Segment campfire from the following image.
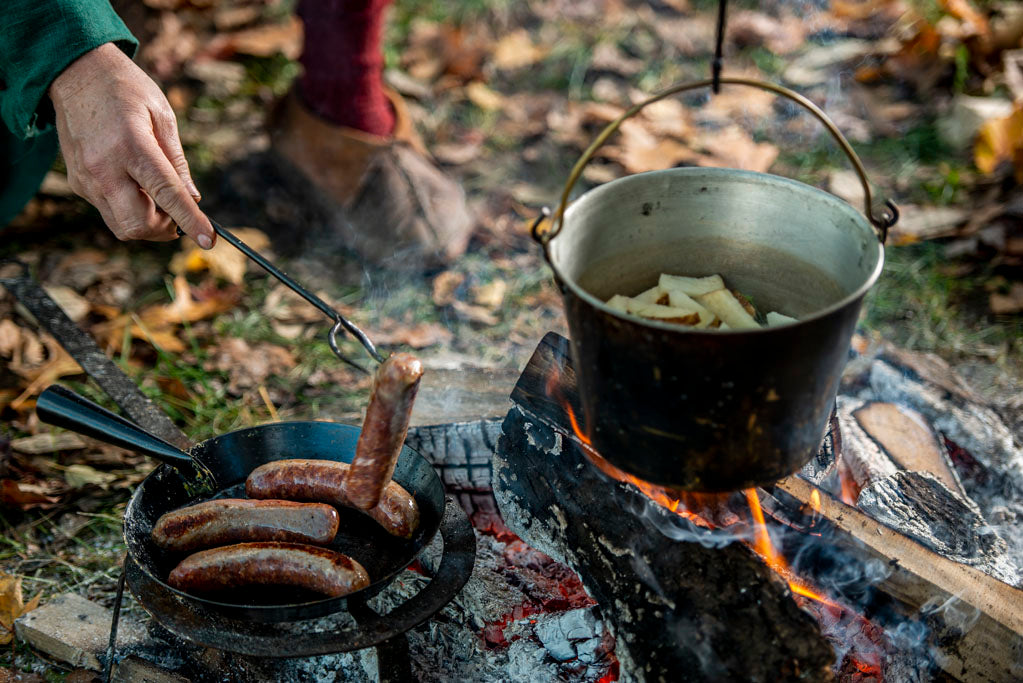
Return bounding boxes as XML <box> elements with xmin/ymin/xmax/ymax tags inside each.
<box><xmin>494</xmin><ymin>332</ymin><xmax>1023</xmax><ymax>682</ymax></box>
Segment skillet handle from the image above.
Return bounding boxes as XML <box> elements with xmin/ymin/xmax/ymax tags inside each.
<box><xmin>36</xmin><ymin>385</ymin><xmax>196</xmax><ymax>470</ymax></box>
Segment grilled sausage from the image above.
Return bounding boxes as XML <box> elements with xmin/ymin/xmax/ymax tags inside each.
<box><xmin>246</xmin><ymin>459</ymin><xmax>420</xmax><ymax>539</ymax></box>
<box><xmin>346</xmin><ymin>353</ymin><xmax>423</xmax><ymax>509</ymax></box>
<box><xmin>167</xmin><ymin>542</ymin><xmax>370</xmax><ymax>597</ymax></box>
<box><xmin>152</xmin><ymin>499</ymin><xmax>339</xmax><ymax>553</ymax></box>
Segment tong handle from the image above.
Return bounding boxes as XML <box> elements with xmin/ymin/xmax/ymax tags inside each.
<box><xmin>179</xmin><ymin>221</ymin><xmax>385</xmax><ymax>371</ymax></box>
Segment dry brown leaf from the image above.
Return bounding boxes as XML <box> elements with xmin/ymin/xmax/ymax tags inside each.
<box><xmin>262</xmin><ymin>284</ymin><xmax>337</xmax><ymax>324</ymax></box>
<box><xmin>64</xmin><ymin>464</ymin><xmax>119</xmax><ymax>490</ymax></box>
<box><xmin>139</xmin><ymin>275</ymin><xmax>241</xmax><ymax>328</ymax></box>
<box><xmin>209</xmin><ymin>16</ymin><xmax>303</xmax><ymax>60</ymax></box>
<box><xmin>451</xmin><ymin>300</ymin><xmax>500</xmax><ymax>325</ymax></box>
<box><xmin>42</xmin><ymin>285</ymin><xmax>90</xmax><ymax>323</ymax></box>
<box><xmin>11</xmin><ymin>433</ymin><xmax>86</xmax><ymax>455</ymax></box>
<box><xmin>371</xmin><ymin>322</ymin><xmax>453</xmax><ymax>349</ymax></box>
<box><xmin>473</xmin><ymin>280</ymin><xmax>508</xmax><ymax>309</ymax></box>
<box><xmin>591</xmin><ymin>43</ymin><xmax>643</xmax><ymax>76</ymax></box>
<box><xmin>604</xmin><ymin>119</ymin><xmax>700</xmax><ymax>174</ymax></box>
<box><xmin>432</xmin><ymin>139</ymin><xmax>484</xmax><ymax>165</ymax></box>
<box><xmin>0</xmin><ymin>572</ymin><xmax>40</xmax><ymax>645</ymax></box>
<box><xmin>466</xmin><ymin>82</ymin><xmax>505</xmax><ymax>111</ymax></box>
<box><xmin>170</xmin><ymin>228</ymin><xmax>271</xmax><ymax>284</ymax></box>
<box><xmin>0</xmin><ymin>480</ymin><xmax>59</xmax><ymax>510</ymax></box>
<box><xmin>142</xmin><ymin>11</ymin><xmax>200</xmax><ymax>80</ymax></box>
<box><xmin>0</xmin><ymin>320</ymin><xmax>22</xmax><ymax>358</ymax></box>
<box><xmin>728</xmin><ymin>11</ymin><xmax>807</xmax><ymax>55</ymax></box>
<box><xmin>208</xmin><ymin>338</ymin><xmax>297</xmax><ymax>395</ymax></box>
<box><xmin>432</xmin><ymin>271</ymin><xmax>466</xmax><ymax>307</ymax></box>
<box><xmin>975</xmin><ymin>102</ymin><xmax>1023</xmax><ymax>182</ymax></box>
<box><xmin>492</xmin><ymin>29</ymin><xmax>546</xmax><ymax>70</ymax></box>
<box><xmin>699</xmin><ymin>126</ymin><xmax>779</xmax><ymax>173</ymax></box>
<box><xmin>990</xmin><ymin>282</ymin><xmax>1023</xmax><ymax>314</ymax></box>
<box><xmin>939</xmin><ymin>0</ymin><xmax>991</xmax><ymax>46</ymax></box>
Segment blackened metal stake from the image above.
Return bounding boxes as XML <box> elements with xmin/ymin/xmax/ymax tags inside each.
<box><xmin>712</xmin><ymin>0</ymin><xmax>728</xmax><ymax>93</ymax></box>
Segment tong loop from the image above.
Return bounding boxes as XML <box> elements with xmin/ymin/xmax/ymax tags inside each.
<box><xmin>176</xmin><ymin>223</ymin><xmax>385</xmax><ymax>371</ymax></box>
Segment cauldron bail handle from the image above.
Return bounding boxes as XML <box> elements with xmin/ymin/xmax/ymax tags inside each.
<box><xmin>533</xmin><ymin>78</ymin><xmax>900</xmax><ymax>252</ymax></box>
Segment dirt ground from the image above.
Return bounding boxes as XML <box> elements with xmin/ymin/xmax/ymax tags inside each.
<box><xmin>2</xmin><ymin>0</ymin><xmax>1022</xmax><ymax>677</ymax></box>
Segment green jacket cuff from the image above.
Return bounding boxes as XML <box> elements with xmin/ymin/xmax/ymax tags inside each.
<box><xmin>0</xmin><ymin>0</ymin><xmax>139</xmax><ymax>141</ymax></box>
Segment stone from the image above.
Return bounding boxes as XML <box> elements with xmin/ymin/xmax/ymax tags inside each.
<box><xmin>14</xmin><ymin>594</ymin><xmax>144</xmax><ymax>671</ymax></box>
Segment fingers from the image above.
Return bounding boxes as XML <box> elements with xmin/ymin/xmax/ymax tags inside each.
<box><xmin>126</xmin><ymin>137</ymin><xmax>214</xmax><ymax>249</ymax></box>
<box><xmin>150</xmin><ymin>105</ymin><xmax>201</xmax><ymax>202</ymax></box>
<box><xmin>105</xmin><ymin>181</ymin><xmax>179</xmax><ymax>242</ymax></box>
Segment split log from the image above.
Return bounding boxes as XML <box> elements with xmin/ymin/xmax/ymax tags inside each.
<box><xmin>852</xmin><ymin>401</ymin><xmax>965</xmax><ymax>498</ymax></box>
<box><xmin>776</xmin><ymin>476</ymin><xmax>1023</xmax><ymax>682</ymax></box>
<box><xmin>494</xmin><ymin>334</ymin><xmax>834</xmax><ymax>682</ymax></box>
<box><xmin>856</xmin><ymin>471</ymin><xmax>1018</xmax><ymax>586</ymax></box>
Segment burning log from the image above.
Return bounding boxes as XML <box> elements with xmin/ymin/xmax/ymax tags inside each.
<box><xmin>499</xmin><ymin>333</ymin><xmax>1023</xmax><ymax>683</ymax></box>
<box><xmin>494</xmin><ymin>334</ymin><xmax>835</xmax><ymax>681</ymax></box>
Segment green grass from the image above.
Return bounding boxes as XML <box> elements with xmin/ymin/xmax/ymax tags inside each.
<box><xmin>863</xmin><ymin>243</ymin><xmax>1023</xmax><ymax>368</ymax></box>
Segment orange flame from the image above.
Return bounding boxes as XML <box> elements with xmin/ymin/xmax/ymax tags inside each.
<box><xmin>744</xmin><ymin>489</ymin><xmax>836</xmax><ymax>606</ymax></box>
<box><xmin>548</xmin><ymin>366</ymin><xmax>836</xmax><ymax>607</ymax></box>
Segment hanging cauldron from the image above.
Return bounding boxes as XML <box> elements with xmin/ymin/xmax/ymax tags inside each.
<box><xmin>533</xmin><ymin>78</ymin><xmax>898</xmax><ymax>492</ymax></box>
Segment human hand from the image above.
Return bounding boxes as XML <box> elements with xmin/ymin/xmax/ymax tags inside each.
<box><xmin>49</xmin><ymin>43</ymin><xmax>214</xmax><ymax>248</ymax></box>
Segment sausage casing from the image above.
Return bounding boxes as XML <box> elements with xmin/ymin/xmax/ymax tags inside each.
<box><xmin>151</xmin><ymin>498</ymin><xmax>339</xmax><ymax>552</ymax></box>
<box><xmin>346</xmin><ymin>353</ymin><xmax>423</xmax><ymax>510</ymax></box>
<box><xmin>167</xmin><ymin>542</ymin><xmax>370</xmax><ymax>597</ymax></box>
<box><xmin>245</xmin><ymin>459</ymin><xmax>419</xmax><ymax>539</ymax></box>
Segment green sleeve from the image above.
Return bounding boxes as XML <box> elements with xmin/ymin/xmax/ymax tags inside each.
<box><xmin>0</xmin><ymin>0</ymin><xmax>137</xmax><ymax>226</ymax></box>
<box><xmin>0</xmin><ymin>0</ymin><xmax>138</xmax><ymax>141</ymax></box>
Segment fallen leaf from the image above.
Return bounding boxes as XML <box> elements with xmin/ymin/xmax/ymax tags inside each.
<box><xmin>990</xmin><ymin>282</ymin><xmax>1023</xmax><ymax>314</ymax></box>
<box><xmin>208</xmin><ymin>338</ymin><xmax>297</xmax><ymax>395</ymax></box>
<box><xmin>11</xmin><ymin>433</ymin><xmax>86</xmax><ymax>455</ymax></box>
<box><xmin>432</xmin><ymin>271</ymin><xmax>466</xmax><ymax>306</ymax></box>
<box><xmin>466</xmin><ymin>82</ymin><xmax>505</xmax><ymax>112</ymax></box>
<box><xmin>451</xmin><ymin>300</ymin><xmax>500</xmax><ymax>325</ymax></box>
<box><xmin>473</xmin><ymin>280</ymin><xmax>508</xmax><ymax>309</ymax></box>
<box><xmin>42</xmin><ymin>285</ymin><xmax>90</xmax><ymax>323</ymax></box>
<box><xmin>492</xmin><ymin>29</ymin><xmax>546</xmax><ymax>70</ymax></box>
<box><xmin>0</xmin><ymin>320</ymin><xmax>22</xmax><ymax>358</ymax></box>
<box><xmin>974</xmin><ymin>102</ymin><xmax>1023</xmax><ymax>182</ymax></box>
<box><xmin>371</xmin><ymin>322</ymin><xmax>453</xmax><ymax>349</ymax></box>
<box><xmin>432</xmin><ymin>139</ymin><xmax>484</xmax><ymax>165</ymax></box>
<box><xmin>0</xmin><ymin>571</ymin><xmax>41</xmax><ymax>645</ymax></box>
<box><xmin>207</xmin><ymin>16</ymin><xmax>303</xmax><ymax>60</ymax></box>
<box><xmin>139</xmin><ymin>275</ymin><xmax>241</xmax><ymax>328</ymax></box>
<box><xmin>64</xmin><ymin>464</ymin><xmax>119</xmax><ymax>490</ymax></box>
<box><xmin>604</xmin><ymin>119</ymin><xmax>700</xmax><ymax>174</ymax></box>
<box><xmin>170</xmin><ymin>228</ymin><xmax>271</xmax><ymax>284</ymax></box>
<box><xmin>590</xmin><ymin>43</ymin><xmax>643</xmax><ymax>76</ymax></box>
<box><xmin>699</xmin><ymin>126</ymin><xmax>779</xmax><ymax>173</ymax></box>
<box><xmin>262</xmin><ymin>284</ymin><xmax>339</xmax><ymax>325</ymax></box>
<box><xmin>0</xmin><ymin>480</ymin><xmax>59</xmax><ymax>510</ymax></box>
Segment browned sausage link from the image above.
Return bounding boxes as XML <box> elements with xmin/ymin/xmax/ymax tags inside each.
<box><xmin>152</xmin><ymin>499</ymin><xmax>339</xmax><ymax>553</ymax></box>
<box><xmin>246</xmin><ymin>459</ymin><xmax>419</xmax><ymax>539</ymax></box>
<box><xmin>167</xmin><ymin>542</ymin><xmax>370</xmax><ymax>598</ymax></box>
<box><xmin>347</xmin><ymin>353</ymin><xmax>423</xmax><ymax>510</ymax></box>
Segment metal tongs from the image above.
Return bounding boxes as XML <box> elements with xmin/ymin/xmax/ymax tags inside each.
<box><xmin>180</xmin><ymin>220</ymin><xmax>384</xmax><ymax>373</ymax></box>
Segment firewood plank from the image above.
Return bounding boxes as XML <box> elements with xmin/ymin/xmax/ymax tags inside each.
<box><xmin>853</xmin><ymin>401</ymin><xmax>965</xmax><ymax>497</ymax></box>
<box><xmin>776</xmin><ymin>475</ymin><xmax>1023</xmax><ymax>683</ymax></box>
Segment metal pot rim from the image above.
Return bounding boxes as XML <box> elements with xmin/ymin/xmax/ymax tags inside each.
<box><xmin>550</xmin><ymin>166</ymin><xmax>886</xmax><ymax>334</ymax></box>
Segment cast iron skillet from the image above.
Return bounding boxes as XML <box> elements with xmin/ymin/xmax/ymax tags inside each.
<box><xmin>36</xmin><ymin>385</ymin><xmax>445</xmax><ymax>623</ymax></box>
